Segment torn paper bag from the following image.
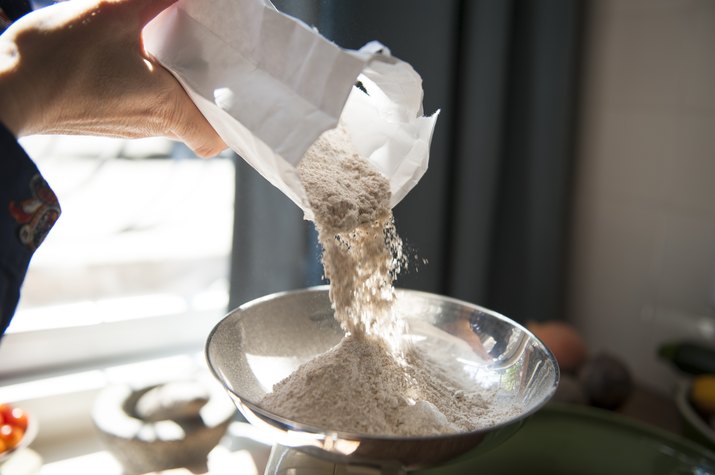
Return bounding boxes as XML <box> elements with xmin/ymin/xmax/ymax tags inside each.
<box><xmin>143</xmin><ymin>0</ymin><xmax>438</xmax><ymax>218</ymax></box>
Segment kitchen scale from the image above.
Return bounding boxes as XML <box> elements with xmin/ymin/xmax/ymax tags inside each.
<box><xmin>206</xmin><ymin>287</ymin><xmax>559</xmax><ymax>474</ymax></box>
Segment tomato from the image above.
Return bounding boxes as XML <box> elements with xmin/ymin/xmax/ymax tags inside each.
<box><xmin>0</xmin><ymin>404</ymin><xmax>8</xmax><ymax>425</ymax></box>
<box><xmin>5</xmin><ymin>407</ymin><xmax>28</xmax><ymax>432</ymax></box>
<box><xmin>0</xmin><ymin>424</ymin><xmax>23</xmax><ymax>450</ymax></box>
<box><xmin>0</xmin><ymin>404</ymin><xmax>29</xmax><ymax>453</ymax></box>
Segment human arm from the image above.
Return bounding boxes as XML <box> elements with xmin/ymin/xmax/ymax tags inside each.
<box><xmin>0</xmin><ymin>0</ymin><xmax>228</xmax><ymax>334</ymax></box>
<box><xmin>0</xmin><ymin>0</ymin><xmax>226</xmax><ymax>157</ymax></box>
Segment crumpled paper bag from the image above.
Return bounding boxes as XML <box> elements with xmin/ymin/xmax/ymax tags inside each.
<box><xmin>143</xmin><ymin>0</ymin><xmax>438</xmax><ymax>219</ymax></box>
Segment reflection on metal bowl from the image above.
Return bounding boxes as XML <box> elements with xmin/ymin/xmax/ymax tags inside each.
<box><xmin>206</xmin><ymin>286</ymin><xmax>559</xmax><ymax>471</ymax></box>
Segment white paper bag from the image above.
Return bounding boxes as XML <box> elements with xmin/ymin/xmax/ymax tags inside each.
<box><xmin>144</xmin><ymin>0</ymin><xmax>438</xmax><ymax>219</ymax></box>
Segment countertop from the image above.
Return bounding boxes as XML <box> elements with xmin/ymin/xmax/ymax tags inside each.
<box><xmin>0</xmin><ymin>386</ymin><xmax>693</xmax><ymax>475</ymax></box>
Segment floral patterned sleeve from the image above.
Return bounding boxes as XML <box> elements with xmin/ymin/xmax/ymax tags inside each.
<box><xmin>0</xmin><ymin>122</ymin><xmax>60</xmax><ymax>335</ymax></box>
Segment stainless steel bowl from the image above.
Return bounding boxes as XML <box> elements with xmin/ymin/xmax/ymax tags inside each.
<box><xmin>206</xmin><ymin>287</ymin><xmax>559</xmax><ymax>470</ymax></box>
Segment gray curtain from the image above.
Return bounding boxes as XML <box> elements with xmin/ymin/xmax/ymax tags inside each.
<box><xmin>229</xmin><ymin>0</ymin><xmax>584</xmax><ymax>323</ymax></box>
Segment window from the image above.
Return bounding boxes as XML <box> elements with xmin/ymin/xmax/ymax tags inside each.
<box><xmin>0</xmin><ymin>135</ymin><xmax>235</xmax><ymax>377</ymax></box>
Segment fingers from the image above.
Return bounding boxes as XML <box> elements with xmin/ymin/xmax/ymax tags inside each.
<box><xmin>115</xmin><ymin>0</ymin><xmax>225</xmax><ymax>157</ymax></box>
<box><xmin>171</xmin><ymin>95</ymin><xmax>227</xmax><ymax>158</ymax></box>
<box><xmin>182</xmin><ymin>123</ymin><xmax>227</xmax><ymax>158</ymax></box>
<box><xmin>116</xmin><ymin>0</ymin><xmax>224</xmax><ymax>156</ymax></box>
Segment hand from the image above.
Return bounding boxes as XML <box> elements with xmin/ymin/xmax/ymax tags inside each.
<box><xmin>0</xmin><ymin>0</ymin><xmax>226</xmax><ymax>157</ymax></box>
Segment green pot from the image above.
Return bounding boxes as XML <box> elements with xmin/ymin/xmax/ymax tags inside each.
<box><xmin>418</xmin><ymin>403</ymin><xmax>715</xmax><ymax>475</ymax></box>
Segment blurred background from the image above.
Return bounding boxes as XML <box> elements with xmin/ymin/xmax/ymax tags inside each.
<box><xmin>235</xmin><ymin>0</ymin><xmax>715</xmax><ymax>395</ymax></box>
<box><xmin>0</xmin><ymin>0</ymin><xmax>714</xmax><ymax>472</ymax></box>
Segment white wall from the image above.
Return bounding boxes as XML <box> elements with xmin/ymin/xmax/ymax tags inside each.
<box><xmin>569</xmin><ymin>0</ymin><xmax>715</xmax><ymax>393</ymax></box>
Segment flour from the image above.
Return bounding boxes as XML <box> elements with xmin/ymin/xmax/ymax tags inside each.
<box><xmin>259</xmin><ymin>124</ymin><xmax>517</xmax><ymax>436</ymax></box>
<box><xmin>297</xmin><ymin>125</ymin><xmax>405</xmax><ymax>343</ymax></box>
<box><xmin>260</xmin><ymin>332</ymin><xmax>520</xmax><ymax>435</ymax></box>
<box><xmin>261</xmin><ymin>334</ymin><xmax>433</xmax><ymax>435</ymax></box>
<box><xmin>262</xmin><ymin>334</ymin><xmax>509</xmax><ymax>436</ymax></box>
<box><xmin>298</xmin><ymin>125</ymin><xmax>390</xmax><ymax>236</ymax></box>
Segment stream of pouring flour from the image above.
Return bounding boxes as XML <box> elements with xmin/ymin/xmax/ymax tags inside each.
<box><xmin>259</xmin><ymin>125</ymin><xmax>518</xmax><ymax>436</ymax></box>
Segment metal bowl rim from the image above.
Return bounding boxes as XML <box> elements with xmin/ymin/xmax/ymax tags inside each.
<box><xmin>205</xmin><ymin>285</ymin><xmax>560</xmax><ymax>442</ymax></box>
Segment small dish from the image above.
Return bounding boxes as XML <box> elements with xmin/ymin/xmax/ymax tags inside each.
<box><xmin>0</xmin><ymin>412</ymin><xmax>38</xmax><ymax>462</ymax></box>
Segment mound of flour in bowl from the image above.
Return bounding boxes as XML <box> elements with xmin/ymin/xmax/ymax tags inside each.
<box><xmin>259</xmin><ymin>124</ymin><xmax>503</xmax><ymax>436</ymax></box>
<box><xmin>260</xmin><ymin>333</ymin><xmax>504</xmax><ymax>436</ymax></box>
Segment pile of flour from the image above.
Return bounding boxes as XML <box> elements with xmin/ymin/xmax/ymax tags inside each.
<box><xmin>259</xmin><ymin>124</ymin><xmax>509</xmax><ymax>436</ymax></box>
<box><xmin>261</xmin><ymin>334</ymin><xmax>506</xmax><ymax>435</ymax></box>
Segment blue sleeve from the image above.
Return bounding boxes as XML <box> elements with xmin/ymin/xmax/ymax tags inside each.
<box><xmin>0</xmin><ymin>122</ymin><xmax>60</xmax><ymax>335</ymax></box>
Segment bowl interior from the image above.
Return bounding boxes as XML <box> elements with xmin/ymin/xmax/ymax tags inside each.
<box><xmin>206</xmin><ymin>287</ymin><xmax>558</xmax><ymax>438</ymax></box>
